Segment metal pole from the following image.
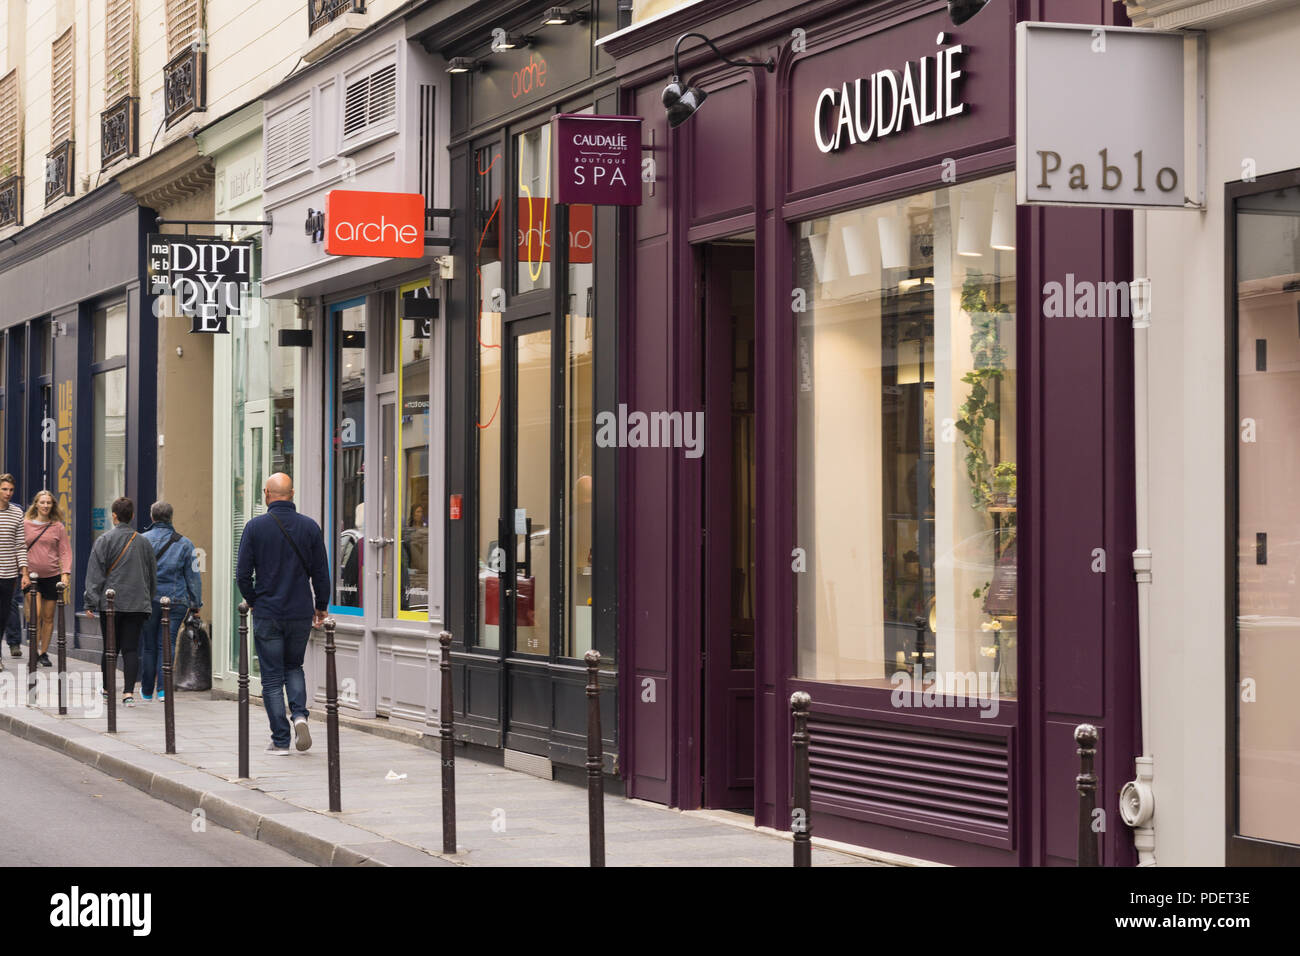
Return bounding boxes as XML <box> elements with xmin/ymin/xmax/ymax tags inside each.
<box><xmin>791</xmin><ymin>691</ymin><xmax>813</xmax><ymax>867</ymax></box>
<box><xmin>584</xmin><ymin>649</ymin><xmax>605</xmax><ymax>867</ymax></box>
<box><xmin>438</xmin><ymin>630</ymin><xmax>456</xmax><ymax>854</ymax></box>
<box><xmin>160</xmin><ymin>597</ymin><xmax>175</xmax><ymax>754</ymax></box>
<box><xmin>1076</xmin><ymin>723</ymin><xmax>1100</xmax><ymax>866</ymax></box>
<box><xmin>105</xmin><ymin>589</ymin><xmax>117</xmax><ymax>733</ymax></box>
<box><xmin>324</xmin><ymin>617</ymin><xmax>341</xmax><ymax>812</ymax></box>
<box><xmin>25</xmin><ymin>576</ymin><xmax>37</xmax><ymax>704</ymax></box>
<box><xmin>55</xmin><ymin>582</ymin><xmax>66</xmax><ymax>715</ymax></box>
<box><xmin>237</xmin><ymin>601</ymin><xmax>249</xmax><ymax>779</ymax></box>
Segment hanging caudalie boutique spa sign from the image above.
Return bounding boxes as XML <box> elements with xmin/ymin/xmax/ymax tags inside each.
<box><xmin>789</xmin><ymin>6</ymin><xmax>1012</xmax><ymax>192</ymax></box>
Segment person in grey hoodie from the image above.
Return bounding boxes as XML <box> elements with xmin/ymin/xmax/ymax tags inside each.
<box><xmin>84</xmin><ymin>497</ymin><xmax>157</xmax><ymax>707</ymax></box>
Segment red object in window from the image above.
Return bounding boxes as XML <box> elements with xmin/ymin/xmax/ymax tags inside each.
<box><xmin>449</xmin><ymin>494</ymin><xmax>462</xmax><ymax>520</ymax></box>
<box><xmin>484</xmin><ymin>574</ymin><xmax>536</xmax><ymax>627</ymax></box>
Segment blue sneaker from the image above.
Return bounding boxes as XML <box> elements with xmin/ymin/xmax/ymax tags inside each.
<box><xmin>140</xmin><ymin>693</ymin><xmax>152</xmax><ymax>701</ymax></box>
<box><xmin>157</xmin><ymin>690</ymin><xmax>165</xmax><ymax>702</ymax></box>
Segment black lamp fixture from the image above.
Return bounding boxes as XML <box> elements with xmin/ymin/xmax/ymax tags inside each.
<box><xmin>662</xmin><ymin>32</ymin><xmax>774</xmax><ymax>129</ymax></box>
<box><xmin>446</xmin><ymin>56</ymin><xmax>481</xmax><ymax>74</ymax></box>
<box><xmin>947</xmin><ymin>0</ymin><xmax>991</xmax><ymax>25</ymax></box>
<box><xmin>491</xmin><ymin>32</ymin><xmax>532</xmax><ymax>52</ymax></box>
<box><xmin>541</xmin><ymin>6</ymin><xmax>587</xmax><ymax>26</ymax></box>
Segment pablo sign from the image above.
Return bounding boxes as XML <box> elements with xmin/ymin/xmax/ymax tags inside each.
<box><xmin>554</xmin><ymin>114</ymin><xmax>642</xmax><ymax>206</ymax></box>
<box><xmin>324</xmin><ymin>190</ymin><xmax>425</xmax><ymax>258</ymax></box>
<box><xmin>147</xmin><ymin>234</ymin><xmax>254</xmax><ymax>333</ymax></box>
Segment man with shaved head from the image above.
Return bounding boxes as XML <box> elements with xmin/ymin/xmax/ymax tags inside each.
<box><xmin>236</xmin><ymin>472</ymin><xmax>331</xmax><ymax>755</ymax></box>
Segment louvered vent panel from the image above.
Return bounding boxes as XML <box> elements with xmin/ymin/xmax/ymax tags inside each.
<box><xmin>105</xmin><ymin>0</ymin><xmax>136</xmax><ymax>103</ymax></box>
<box><xmin>166</xmin><ymin>0</ymin><xmax>202</xmax><ymax>58</ymax></box>
<box><xmin>343</xmin><ymin>62</ymin><xmax>396</xmax><ymax>138</ymax></box>
<box><xmin>0</xmin><ymin>70</ymin><xmax>20</xmax><ymax>176</ymax></box>
<box><xmin>266</xmin><ymin>103</ymin><xmax>311</xmax><ymax>181</ymax></box>
<box><xmin>50</xmin><ymin>27</ymin><xmax>75</xmax><ymax>145</ymax></box>
<box><xmin>808</xmin><ymin>716</ymin><xmax>1011</xmax><ymax>834</ymax></box>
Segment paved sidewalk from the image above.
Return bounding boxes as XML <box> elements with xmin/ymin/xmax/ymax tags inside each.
<box><xmin>0</xmin><ymin>658</ymin><xmax>881</xmax><ymax>867</ymax></box>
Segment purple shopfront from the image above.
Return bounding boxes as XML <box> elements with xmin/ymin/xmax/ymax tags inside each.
<box><xmin>604</xmin><ymin>0</ymin><xmax>1140</xmax><ymax>866</ymax></box>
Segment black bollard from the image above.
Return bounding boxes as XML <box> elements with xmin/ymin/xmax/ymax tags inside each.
<box><xmin>438</xmin><ymin>630</ymin><xmax>456</xmax><ymax>854</ymax></box>
<box><xmin>324</xmin><ymin>617</ymin><xmax>341</xmax><ymax>812</ymax></box>
<box><xmin>25</xmin><ymin>577</ymin><xmax>38</xmax><ymax>704</ymax></box>
<box><xmin>237</xmin><ymin>601</ymin><xmax>249</xmax><ymax>779</ymax></box>
<box><xmin>1076</xmin><ymin>723</ymin><xmax>1100</xmax><ymax>866</ymax></box>
<box><xmin>105</xmin><ymin>589</ymin><xmax>118</xmax><ymax>733</ymax></box>
<box><xmin>55</xmin><ymin>582</ymin><xmax>67</xmax><ymax>716</ymax></box>
<box><xmin>584</xmin><ymin>649</ymin><xmax>605</xmax><ymax>867</ymax></box>
<box><xmin>791</xmin><ymin>691</ymin><xmax>813</xmax><ymax>867</ymax></box>
<box><xmin>160</xmin><ymin>597</ymin><xmax>176</xmax><ymax>754</ymax></box>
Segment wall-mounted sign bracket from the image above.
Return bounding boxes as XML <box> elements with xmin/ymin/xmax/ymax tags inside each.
<box><xmin>155</xmin><ymin>215</ymin><xmax>274</xmax><ymax>238</ymax></box>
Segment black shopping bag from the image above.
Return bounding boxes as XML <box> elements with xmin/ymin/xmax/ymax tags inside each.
<box><xmin>174</xmin><ymin>612</ymin><xmax>212</xmax><ymax>691</ymax></box>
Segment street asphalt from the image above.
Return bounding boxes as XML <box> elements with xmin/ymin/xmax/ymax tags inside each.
<box><xmin>0</xmin><ymin>731</ymin><xmax>309</xmax><ymax>867</ymax></box>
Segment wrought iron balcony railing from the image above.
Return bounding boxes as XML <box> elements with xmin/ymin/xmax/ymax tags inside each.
<box><xmin>44</xmin><ymin>140</ymin><xmax>74</xmax><ymax>207</ymax></box>
<box><xmin>309</xmin><ymin>0</ymin><xmax>365</xmax><ymax>36</ymax></box>
<box><xmin>0</xmin><ymin>174</ymin><xmax>21</xmax><ymax>228</ymax></box>
<box><xmin>164</xmin><ymin>46</ymin><xmax>207</xmax><ymax>128</ymax></box>
<box><xmin>101</xmin><ymin>95</ymin><xmax>139</xmax><ymax>167</ymax></box>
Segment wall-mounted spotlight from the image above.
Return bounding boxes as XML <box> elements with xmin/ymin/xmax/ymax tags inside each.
<box><xmin>947</xmin><ymin>0</ymin><xmax>991</xmax><ymax>25</ymax></box>
<box><xmin>541</xmin><ymin>6</ymin><xmax>587</xmax><ymax>26</ymax></box>
<box><xmin>491</xmin><ymin>32</ymin><xmax>532</xmax><ymax>52</ymax></box>
<box><xmin>662</xmin><ymin>32</ymin><xmax>774</xmax><ymax>129</ymax></box>
<box><xmin>446</xmin><ymin>56</ymin><xmax>481</xmax><ymax>73</ymax></box>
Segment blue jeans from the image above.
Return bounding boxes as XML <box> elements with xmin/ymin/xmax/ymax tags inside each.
<box><xmin>4</xmin><ymin>582</ymin><xmax>21</xmax><ymax>647</ymax></box>
<box><xmin>138</xmin><ymin>600</ymin><xmax>188</xmax><ymax>696</ymax></box>
<box><xmin>252</xmin><ymin>616</ymin><xmax>312</xmax><ymax>748</ymax></box>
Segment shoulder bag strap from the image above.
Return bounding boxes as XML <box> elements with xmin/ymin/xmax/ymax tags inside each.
<box><xmin>267</xmin><ymin>512</ymin><xmax>313</xmax><ymax>579</ymax></box>
<box><xmin>107</xmin><ymin>532</ymin><xmax>138</xmax><ymax>576</ymax></box>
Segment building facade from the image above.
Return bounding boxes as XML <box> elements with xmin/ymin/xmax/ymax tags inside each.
<box><xmin>1125</xmin><ymin>0</ymin><xmax>1300</xmax><ymax>866</ymax></box>
<box><xmin>602</xmin><ymin>0</ymin><xmax>1141</xmax><ymax>865</ymax></box>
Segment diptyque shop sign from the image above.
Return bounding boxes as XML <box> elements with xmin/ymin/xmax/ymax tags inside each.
<box><xmin>554</xmin><ymin>114</ymin><xmax>643</xmax><ymax>206</ymax></box>
<box><xmin>147</xmin><ymin>235</ymin><xmax>254</xmax><ymax>333</ymax></box>
<box><xmin>1016</xmin><ymin>22</ymin><xmax>1205</xmax><ymax>209</ymax></box>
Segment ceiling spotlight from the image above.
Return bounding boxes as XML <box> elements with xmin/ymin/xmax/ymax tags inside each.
<box><xmin>446</xmin><ymin>57</ymin><xmax>481</xmax><ymax>74</ymax></box>
<box><xmin>541</xmin><ymin>7</ymin><xmax>587</xmax><ymax>26</ymax></box>
<box><xmin>947</xmin><ymin>0</ymin><xmax>991</xmax><ymax>25</ymax></box>
<box><xmin>491</xmin><ymin>32</ymin><xmax>532</xmax><ymax>52</ymax></box>
<box><xmin>662</xmin><ymin>32</ymin><xmax>774</xmax><ymax>130</ymax></box>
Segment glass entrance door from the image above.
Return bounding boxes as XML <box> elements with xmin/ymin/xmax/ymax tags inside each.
<box><xmin>329</xmin><ymin>298</ymin><xmax>367</xmax><ymax>618</ymax></box>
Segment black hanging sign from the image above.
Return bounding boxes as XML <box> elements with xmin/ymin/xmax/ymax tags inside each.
<box><xmin>401</xmin><ymin>285</ymin><xmax>438</xmax><ymax>340</ymax></box>
<box><xmin>147</xmin><ymin>234</ymin><xmax>255</xmax><ymax>333</ymax></box>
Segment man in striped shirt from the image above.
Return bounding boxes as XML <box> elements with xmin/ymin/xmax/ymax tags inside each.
<box><xmin>0</xmin><ymin>473</ymin><xmax>29</xmax><ymax>669</ymax></box>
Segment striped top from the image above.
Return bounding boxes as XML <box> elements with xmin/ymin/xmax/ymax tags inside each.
<box><xmin>0</xmin><ymin>503</ymin><xmax>27</xmax><ymax>577</ymax></box>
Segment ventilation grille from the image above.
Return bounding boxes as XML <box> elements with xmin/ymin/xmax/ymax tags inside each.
<box><xmin>343</xmin><ymin>62</ymin><xmax>396</xmax><ymax>138</ymax></box>
<box><xmin>0</xmin><ymin>70</ymin><xmax>20</xmax><ymax>178</ymax></box>
<box><xmin>105</xmin><ymin>0</ymin><xmax>136</xmax><ymax>103</ymax></box>
<box><xmin>166</xmin><ymin>0</ymin><xmax>202</xmax><ymax>58</ymax></box>
<box><xmin>808</xmin><ymin>716</ymin><xmax>1011</xmax><ymax>835</ymax></box>
<box><xmin>50</xmin><ymin>27</ymin><xmax>75</xmax><ymax>146</ymax></box>
<box><xmin>418</xmin><ymin>83</ymin><xmax>435</xmax><ymax>209</ymax></box>
<box><xmin>266</xmin><ymin>102</ymin><xmax>311</xmax><ymax>181</ymax></box>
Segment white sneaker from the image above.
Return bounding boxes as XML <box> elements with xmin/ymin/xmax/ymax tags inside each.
<box><xmin>293</xmin><ymin>716</ymin><xmax>312</xmax><ymax>752</ymax></box>
<box><xmin>265</xmin><ymin>741</ymin><xmax>291</xmax><ymax>755</ymax></box>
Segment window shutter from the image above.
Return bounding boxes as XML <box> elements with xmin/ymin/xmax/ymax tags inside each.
<box><xmin>50</xmin><ymin>27</ymin><xmax>75</xmax><ymax>146</ymax></box>
<box><xmin>166</xmin><ymin>0</ymin><xmax>202</xmax><ymax>59</ymax></box>
<box><xmin>343</xmin><ymin>63</ymin><xmax>397</xmax><ymax>138</ymax></box>
<box><xmin>0</xmin><ymin>70</ymin><xmax>20</xmax><ymax>179</ymax></box>
<box><xmin>105</xmin><ymin>0</ymin><xmax>136</xmax><ymax>104</ymax></box>
<box><xmin>266</xmin><ymin>102</ymin><xmax>312</xmax><ymax>181</ymax></box>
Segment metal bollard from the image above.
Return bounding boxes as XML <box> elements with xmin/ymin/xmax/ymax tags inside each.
<box><xmin>324</xmin><ymin>617</ymin><xmax>341</xmax><ymax>812</ymax></box>
<box><xmin>160</xmin><ymin>597</ymin><xmax>176</xmax><ymax>754</ymax></box>
<box><xmin>237</xmin><ymin>601</ymin><xmax>249</xmax><ymax>779</ymax></box>
<box><xmin>105</xmin><ymin>589</ymin><xmax>118</xmax><ymax>733</ymax></box>
<box><xmin>584</xmin><ymin>649</ymin><xmax>605</xmax><ymax>867</ymax></box>
<box><xmin>1075</xmin><ymin>723</ymin><xmax>1100</xmax><ymax>866</ymax></box>
<box><xmin>438</xmin><ymin>630</ymin><xmax>456</xmax><ymax>853</ymax></box>
<box><xmin>791</xmin><ymin>691</ymin><xmax>813</xmax><ymax>867</ymax></box>
<box><xmin>25</xmin><ymin>577</ymin><xmax>38</xmax><ymax>704</ymax></box>
<box><xmin>55</xmin><ymin>582</ymin><xmax>67</xmax><ymax>716</ymax></box>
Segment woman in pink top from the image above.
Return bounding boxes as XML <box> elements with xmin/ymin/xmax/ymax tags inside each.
<box><xmin>24</xmin><ymin>490</ymin><xmax>71</xmax><ymax>667</ymax></box>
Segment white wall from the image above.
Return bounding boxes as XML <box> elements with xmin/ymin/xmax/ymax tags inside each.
<box><xmin>1144</xmin><ymin>7</ymin><xmax>1300</xmax><ymax>866</ymax></box>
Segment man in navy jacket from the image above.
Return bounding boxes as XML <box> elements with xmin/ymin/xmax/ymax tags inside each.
<box><xmin>236</xmin><ymin>473</ymin><xmax>331</xmax><ymax>755</ymax></box>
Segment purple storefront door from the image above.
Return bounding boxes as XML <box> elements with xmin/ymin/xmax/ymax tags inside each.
<box><xmin>702</xmin><ymin>242</ymin><xmax>757</xmax><ymax>810</ymax></box>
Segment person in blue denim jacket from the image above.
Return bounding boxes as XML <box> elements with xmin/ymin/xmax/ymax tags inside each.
<box><xmin>138</xmin><ymin>500</ymin><xmax>202</xmax><ymax>701</ymax></box>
